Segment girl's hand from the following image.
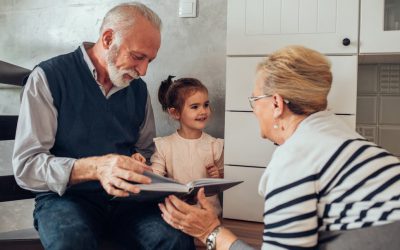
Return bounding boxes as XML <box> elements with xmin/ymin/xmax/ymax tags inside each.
<box><xmin>131</xmin><ymin>153</ymin><xmax>146</xmax><ymax>163</ymax></box>
<box><xmin>206</xmin><ymin>164</ymin><xmax>220</xmax><ymax>178</ymax></box>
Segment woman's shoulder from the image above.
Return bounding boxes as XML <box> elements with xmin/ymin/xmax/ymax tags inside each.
<box><xmin>269</xmin><ymin>112</ymin><xmax>355</xmax><ymax>173</ymax></box>
<box><xmin>288</xmin><ymin>111</ymin><xmax>360</xmax><ymax>148</ymax></box>
<box><xmin>301</xmin><ymin>111</ymin><xmax>359</xmax><ymax>138</ymax></box>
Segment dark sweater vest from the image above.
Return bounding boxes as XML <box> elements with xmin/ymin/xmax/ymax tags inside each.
<box><xmin>39</xmin><ymin>48</ymin><xmax>148</xmax><ymax>160</ymax></box>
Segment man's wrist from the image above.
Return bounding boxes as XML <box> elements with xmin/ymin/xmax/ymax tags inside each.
<box><xmin>69</xmin><ymin>156</ymin><xmax>99</xmax><ymax>185</ymax></box>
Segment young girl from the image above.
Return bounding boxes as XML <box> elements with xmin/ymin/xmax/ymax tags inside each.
<box><xmin>150</xmin><ymin>75</ymin><xmax>224</xmax><ymax>214</ymax></box>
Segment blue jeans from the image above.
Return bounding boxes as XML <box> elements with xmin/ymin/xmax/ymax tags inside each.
<box><xmin>33</xmin><ymin>188</ymin><xmax>195</xmax><ymax>250</ymax></box>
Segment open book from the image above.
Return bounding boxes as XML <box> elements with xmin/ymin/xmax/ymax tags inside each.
<box><xmin>112</xmin><ymin>171</ymin><xmax>243</xmax><ymax>203</ymax></box>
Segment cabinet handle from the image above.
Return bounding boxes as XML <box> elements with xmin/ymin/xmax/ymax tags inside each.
<box><xmin>342</xmin><ymin>38</ymin><xmax>351</xmax><ymax>46</ymax></box>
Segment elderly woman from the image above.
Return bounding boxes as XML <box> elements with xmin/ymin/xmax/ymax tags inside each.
<box><xmin>159</xmin><ymin>46</ymin><xmax>400</xmax><ymax>250</ymax></box>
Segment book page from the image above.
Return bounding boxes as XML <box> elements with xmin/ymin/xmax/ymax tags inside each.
<box><xmin>133</xmin><ymin>171</ymin><xmax>190</xmax><ymax>193</ymax></box>
<box><xmin>143</xmin><ymin>171</ymin><xmax>179</xmax><ymax>184</ymax></box>
<box><xmin>137</xmin><ymin>182</ymin><xmax>189</xmax><ymax>193</ymax></box>
<box><xmin>187</xmin><ymin>178</ymin><xmax>240</xmax><ymax>187</ymax></box>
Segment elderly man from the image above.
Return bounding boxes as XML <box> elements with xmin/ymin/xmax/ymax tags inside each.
<box><xmin>12</xmin><ymin>2</ymin><xmax>194</xmax><ymax>249</ymax></box>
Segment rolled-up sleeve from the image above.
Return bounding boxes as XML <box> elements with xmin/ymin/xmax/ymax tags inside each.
<box><xmin>12</xmin><ymin>67</ymin><xmax>75</xmax><ymax>196</ymax></box>
<box><xmin>230</xmin><ymin>239</ymin><xmax>255</xmax><ymax>250</ymax></box>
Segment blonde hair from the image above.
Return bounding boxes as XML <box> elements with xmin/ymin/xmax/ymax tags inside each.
<box><xmin>257</xmin><ymin>45</ymin><xmax>332</xmax><ymax>115</ymax></box>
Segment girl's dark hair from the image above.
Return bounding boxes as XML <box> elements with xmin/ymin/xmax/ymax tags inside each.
<box><xmin>158</xmin><ymin>75</ymin><xmax>208</xmax><ymax>112</ymax></box>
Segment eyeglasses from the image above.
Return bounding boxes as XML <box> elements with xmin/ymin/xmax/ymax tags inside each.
<box><xmin>248</xmin><ymin>94</ymin><xmax>290</xmax><ymax>109</ymax></box>
<box><xmin>248</xmin><ymin>95</ymin><xmax>272</xmax><ymax>109</ymax></box>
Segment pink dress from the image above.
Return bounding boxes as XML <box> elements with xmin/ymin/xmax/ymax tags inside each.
<box><xmin>150</xmin><ymin>131</ymin><xmax>224</xmax><ymax>214</ymax></box>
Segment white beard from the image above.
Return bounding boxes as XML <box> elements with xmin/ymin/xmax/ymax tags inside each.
<box><xmin>106</xmin><ymin>45</ymin><xmax>139</xmax><ymax>88</ymax></box>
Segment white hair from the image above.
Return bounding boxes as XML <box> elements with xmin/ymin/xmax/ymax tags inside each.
<box><xmin>100</xmin><ymin>2</ymin><xmax>162</xmax><ymax>44</ymax></box>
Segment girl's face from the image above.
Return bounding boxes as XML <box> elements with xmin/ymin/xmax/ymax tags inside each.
<box><xmin>178</xmin><ymin>90</ymin><xmax>211</xmax><ymax>132</ymax></box>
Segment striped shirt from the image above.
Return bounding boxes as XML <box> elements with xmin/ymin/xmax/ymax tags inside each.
<box><xmin>258</xmin><ymin>111</ymin><xmax>400</xmax><ymax>249</ymax></box>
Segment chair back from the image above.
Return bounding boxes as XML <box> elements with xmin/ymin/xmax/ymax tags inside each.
<box><xmin>0</xmin><ymin>65</ymin><xmax>34</xmax><ymax>202</ymax></box>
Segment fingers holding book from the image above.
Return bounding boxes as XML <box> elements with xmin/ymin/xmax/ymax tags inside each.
<box><xmin>94</xmin><ymin>154</ymin><xmax>152</xmax><ymax>197</ymax></box>
<box><xmin>159</xmin><ymin>188</ymin><xmax>221</xmax><ymax>243</ymax></box>
<box><xmin>159</xmin><ymin>196</ymin><xmax>187</xmax><ymax>231</ymax></box>
<box><xmin>131</xmin><ymin>152</ymin><xmax>146</xmax><ymax>163</ymax></box>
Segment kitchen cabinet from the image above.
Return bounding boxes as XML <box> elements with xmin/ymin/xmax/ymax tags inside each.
<box><xmin>227</xmin><ymin>0</ymin><xmax>359</xmax><ymax>55</ymax></box>
<box><xmin>224</xmin><ymin>112</ymin><xmax>277</xmax><ymax>167</ymax></box>
<box><xmin>223</xmin><ymin>165</ymin><xmax>265</xmax><ymax>222</ymax></box>
<box><xmin>360</xmin><ymin>0</ymin><xmax>400</xmax><ymax>54</ymax></box>
<box><xmin>220</xmin><ymin>0</ymin><xmax>400</xmax><ymax>222</ymax></box>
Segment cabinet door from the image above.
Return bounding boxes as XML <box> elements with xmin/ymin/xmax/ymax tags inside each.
<box><xmin>227</xmin><ymin>0</ymin><xmax>359</xmax><ymax>55</ymax></box>
<box><xmin>226</xmin><ymin>57</ymin><xmax>263</xmax><ymax>111</ymax></box>
<box><xmin>224</xmin><ymin>112</ymin><xmax>277</xmax><ymax>167</ymax></box>
<box><xmin>226</xmin><ymin>56</ymin><xmax>357</xmax><ymax>114</ymax></box>
<box><xmin>328</xmin><ymin>56</ymin><xmax>358</xmax><ymax>114</ymax></box>
<box><xmin>360</xmin><ymin>0</ymin><xmax>400</xmax><ymax>54</ymax></box>
<box><xmin>223</xmin><ymin>165</ymin><xmax>265</xmax><ymax>222</ymax></box>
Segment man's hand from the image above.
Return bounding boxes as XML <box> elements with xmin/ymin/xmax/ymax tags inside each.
<box><xmin>206</xmin><ymin>163</ymin><xmax>220</xmax><ymax>178</ymax></box>
<box><xmin>131</xmin><ymin>152</ymin><xmax>146</xmax><ymax>163</ymax></box>
<box><xmin>71</xmin><ymin>154</ymin><xmax>151</xmax><ymax>197</ymax></box>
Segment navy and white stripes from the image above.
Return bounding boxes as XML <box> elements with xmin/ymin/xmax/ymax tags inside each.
<box><xmin>258</xmin><ymin>111</ymin><xmax>400</xmax><ymax>249</ymax></box>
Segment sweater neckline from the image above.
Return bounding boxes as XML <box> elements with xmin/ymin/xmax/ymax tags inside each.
<box><xmin>174</xmin><ymin>131</ymin><xmax>205</xmax><ymax>142</ymax></box>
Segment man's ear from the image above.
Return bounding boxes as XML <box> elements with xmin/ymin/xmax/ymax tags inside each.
<box><xmin>101</xmin><ymin>29</ymin><xmax>114</xmax><ymax>49</ymax></box>
<box><xmin>167</xmin><ymin>108</ymin><xmax>180</xmax><ymax>120</ymax></box>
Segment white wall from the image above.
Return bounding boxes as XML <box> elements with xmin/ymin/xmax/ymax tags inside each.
<box><xmin>0</xmin><ymin>0</ymin><xmax>227</xmax><ymax>233</ymax></box>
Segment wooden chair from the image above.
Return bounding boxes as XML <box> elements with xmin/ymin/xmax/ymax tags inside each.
<box><xmin>0</xmin><ymin>158</ymin><xmax>41</xmax><ymax>250</ymax></box>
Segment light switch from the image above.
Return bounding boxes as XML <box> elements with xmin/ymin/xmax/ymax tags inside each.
<box><xmin>179</xmin><ymin>0</ymin><xmax>197</xmax><ymax>18</ymax></box>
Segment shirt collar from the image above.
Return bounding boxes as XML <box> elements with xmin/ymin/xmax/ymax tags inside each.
<box><xmin>80</xmin><ymin>42</ymin><xmax>97</xmax><ymax>80</ymax></box>
<box><xmin>80</xmin><ymin>42</ymin><xmax>127</xmax><ymax>97</ymax></box>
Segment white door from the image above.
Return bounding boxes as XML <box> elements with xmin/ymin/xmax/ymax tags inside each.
<box><xmin>226</xmin><ymin>57</ymin><xmax>263</xmax><ymax>111</ymax></box>
<box><xmin>226</xmin><ymin>56</ymin><xmax>358</xmax><ymax>114</ymax></box>
<box><xmin>360</xmin><ymin>0</ymin><xmax>400</xmax><ymax>54</ymax></box>
<box><xmin>227</xmin><ymin>0</ymin><xmax>359</xmax><ymax>55</ymax></box>
<box><xmin>223</xmin><ymin>165</ymin><xmax>265</xmax><ymax>222</ymax></box>
<box><xmin>224</xmin><ymin>112</ymin><xmax>277</xmax><ymax>167</ymax></box>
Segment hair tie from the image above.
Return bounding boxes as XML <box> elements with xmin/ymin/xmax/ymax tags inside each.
<box><xmin>167</xmin><ymin>75</ymin><xmax>175</xmax><ymax>84</ymax></box>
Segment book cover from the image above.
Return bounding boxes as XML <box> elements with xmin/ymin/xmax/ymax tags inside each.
<box><xmin>112</xmin><ymin>171</ymin><xmax>243</xmax><ymax>203</ymax></box>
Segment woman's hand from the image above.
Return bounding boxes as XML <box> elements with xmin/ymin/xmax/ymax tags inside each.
<box><xmin>159</xmin><ymin>188</ymin><xmax>221</xmax><ymax>243</ymax></box>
